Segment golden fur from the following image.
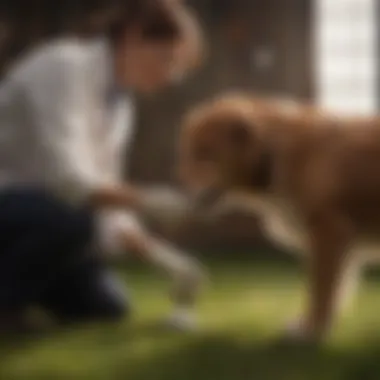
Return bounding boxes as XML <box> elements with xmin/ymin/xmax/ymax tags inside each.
<box><xmin>177</xmin><ymin>93</ymin><xmax>380</xmax><ymax>342</ymax></box>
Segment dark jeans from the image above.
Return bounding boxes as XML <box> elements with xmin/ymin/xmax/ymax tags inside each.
<box><xmin>0</xmin><ymin>187</ymin><xmax>130</xmax><ymax>322</ymax></box>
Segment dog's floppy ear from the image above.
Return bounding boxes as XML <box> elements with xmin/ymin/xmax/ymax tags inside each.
<box><xmin>251</xmin><ymin>145</ymin><xmax>273</xmax><ymax>190</ymax></box>
<box><xmin>229</xmin><ymin>120</ymin><xmax>252</xmax><ymax>147</ymax></box>
<box><xmin>228</xmin><ymin>118</ymin><xmax>273</xmax><ymax>191</ymax></box>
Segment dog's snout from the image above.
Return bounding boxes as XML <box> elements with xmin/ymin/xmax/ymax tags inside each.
<box><xmin>192</xmin><ymin>186</ymin><xmax>225</xmax><ymax>210</ymax></box>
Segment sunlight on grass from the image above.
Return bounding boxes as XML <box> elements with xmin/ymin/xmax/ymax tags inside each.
<box><xmin>1</xmin><ymin>260</ymin><xmax>380</xmax><ymax>380</ymax></box>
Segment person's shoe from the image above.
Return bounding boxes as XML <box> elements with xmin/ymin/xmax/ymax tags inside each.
<box><xmin>163</xmin><ymin>307</ymin><xmax>198</xmax><ymax>332</ymax></box>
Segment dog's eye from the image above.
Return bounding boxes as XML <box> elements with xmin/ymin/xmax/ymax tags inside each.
<box><xmin>194</xmin><ymin>146</ymin><xmax>214</xmax><ymax>162</ymax></box>
<box><xmin>229</xmin><ymin>121</ymin><xmax>250</xmax><ymax>146</ymax></box>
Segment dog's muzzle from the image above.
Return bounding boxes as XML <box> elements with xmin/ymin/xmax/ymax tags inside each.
<box><xmin>191</xmin><ymin>186</ymin><xmax>226</xmax><ymax>211</ymax></box>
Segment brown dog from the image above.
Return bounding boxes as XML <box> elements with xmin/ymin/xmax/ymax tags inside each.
<box><xmin>177</xmin><ymin>93</ymin><xmax>380</xmax><ymax>342</ymax></box>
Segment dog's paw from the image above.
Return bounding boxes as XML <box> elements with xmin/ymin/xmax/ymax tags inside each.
<box><xmin>276</xmin><ymin>317</ymin><xmax>324</xmax><ymax>348</ymax></box>
<box><xmin>284</xmin><ymin>317</ymin><xmax>308</xmax><ymax>340</ymax></box>
<box><xmin>280</xmin><ymin>318</ymin><xmax>315</xmax><ymax>343</ymax></box>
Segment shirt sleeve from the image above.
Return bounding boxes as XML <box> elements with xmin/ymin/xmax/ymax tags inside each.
<box><xmin>106</xmin><ymin>92</ymin><xmax>136</xmax><ymax>181</ymax></box>
<box><xmin>24</xmin><ymin>46</ymin><xmax>107</xmax><ymax>203</ymax></box>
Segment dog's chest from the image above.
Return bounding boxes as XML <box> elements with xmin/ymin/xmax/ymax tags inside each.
<box><xmin>253</xmin><ymin>196</ymin><xmax>380</xmax><ymax>263</ymax></box>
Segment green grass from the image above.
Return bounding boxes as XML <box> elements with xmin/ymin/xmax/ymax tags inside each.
<box><xmin>1</xmin><ymin>258</ymin><xmax>380</xmax><ymax>380</ymax></box>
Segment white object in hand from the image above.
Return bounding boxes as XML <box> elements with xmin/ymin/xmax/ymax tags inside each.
<box><xmin>139</xmin><ymin>187</ymin><xmax>191</xmax><ymax>223</ymax></box>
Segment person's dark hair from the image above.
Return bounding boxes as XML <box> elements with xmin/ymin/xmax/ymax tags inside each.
<box><xmin>0</xmin><ymin>0</ymin><xmax>184</xmax><ymax>78</ymax></box>
<box><xmin>107</xmin><ymin>0</ymin><xmax>183</xmax><ymax>44</ymax></box>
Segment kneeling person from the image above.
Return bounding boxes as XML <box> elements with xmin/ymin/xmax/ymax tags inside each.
<box><xmin>0</xmin><ymin>0</ymin><xmax>205</xmax><ymax>332</ymax></box>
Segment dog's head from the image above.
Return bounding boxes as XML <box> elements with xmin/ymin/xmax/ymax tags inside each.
<box><xmin>177</xmin><ymin>94</ymin><xmax>274</xmax><ymax>208</ymax></box>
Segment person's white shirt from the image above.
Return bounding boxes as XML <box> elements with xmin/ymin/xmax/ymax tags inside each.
<box><xmin>0</xmin><ymin>36</ymin><xmax>206</xmax><ymax>327</ymax></box>
<box><xmin>0</xmin><ymin>36</ymin><xmax>142</xmax><ymax>254</ymax></box>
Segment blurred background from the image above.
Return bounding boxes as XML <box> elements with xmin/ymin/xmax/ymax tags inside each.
<box><xmin>0</xmin><ymin>1</ymin><xmax>379</xmax><ymax>380</ymax></box>
<box><xmin>130</xmin><ymin>0</ymin><xmax>378</xmax><ymax>251</ymax></box>
<box><xmin>1</xmin><ymin>0</ymin><xmax>376</xmax><ymax>251</ymax></box>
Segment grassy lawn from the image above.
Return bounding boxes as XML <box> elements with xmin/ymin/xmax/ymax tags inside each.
<box><xmin>1</xmin><ymin>258</ymin><xmax>380</xmax><ymax>380</ymax></box>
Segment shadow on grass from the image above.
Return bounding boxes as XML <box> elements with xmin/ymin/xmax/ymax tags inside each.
<box><xmin>116</xmin><ymin>333</ymin><xmax>380</xmax><ymax>380</ymax></box>
<box><xmin>1</xmin><ymin>320</ymin><xmax>380</xmax><ymax>380</ymax></box>
<box><xmin>0</xmin><ymin>318</ymin><xmax>178</xmax><ymax>357</ymax></box>
<box><xmin>1</xmin><ymin>255</ymin><xmax>380</xmax><ymax>380</ymax></box>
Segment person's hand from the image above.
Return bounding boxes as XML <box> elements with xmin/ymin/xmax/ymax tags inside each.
<box><xmin>88</xmin><ymin>183</ymin><xmax>142</xmax><ymax>210</ymax></box>
<box><xmin>120</xmin><ymin>184</ymin><xmax>141</xmax><ymax>208</ymax></box>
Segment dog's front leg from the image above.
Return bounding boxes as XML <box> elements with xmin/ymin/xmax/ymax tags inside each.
<box><xmin>285</xmin><ymin>212</ymin><xmax>354</xmax><ymax>342</ymax></box>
